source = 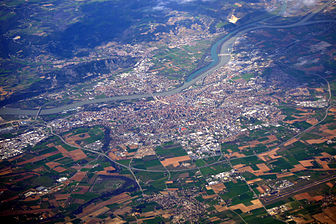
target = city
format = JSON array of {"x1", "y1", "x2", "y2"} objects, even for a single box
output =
[{"x1": 0, "y1": 0, "x2": 336, "y2": 223}]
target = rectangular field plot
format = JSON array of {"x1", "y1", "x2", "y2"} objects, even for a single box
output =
[{"x1": 155, "y1": 143, "x2": 187, "y2": 158}]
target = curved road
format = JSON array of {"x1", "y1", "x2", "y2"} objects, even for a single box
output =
[
  {"x1": 47, "y1": 125, "x2": 145, "y2": 193},
  {"x1": 0, "y1": 1, "x2": 335, "y2": 116}
]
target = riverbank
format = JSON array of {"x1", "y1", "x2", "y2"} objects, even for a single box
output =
[{"x1": 1, "y1": 16, "x2": 334, "y2": 116}]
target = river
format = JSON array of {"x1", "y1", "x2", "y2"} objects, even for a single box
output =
[{"x1": 0, "y1": 2, "x2": 334, "y2": 116}]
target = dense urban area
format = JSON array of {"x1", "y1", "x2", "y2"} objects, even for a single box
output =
[{"x1": 0, "y1": 0, "x2": 336, "y2": 223}]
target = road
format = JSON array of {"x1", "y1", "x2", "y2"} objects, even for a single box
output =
[
  {"x1": 44, "y1": 67, "x2": 333, "y2": 175},
  {"x1": 5, "y1": 0, "x2": 336, "y2": 205},
  {"x1": 47, "y1": 124, "x2": 144, "y2": 194},
  {"x1": 0, "y1": 1, "x2": 335, "y2": 116}
]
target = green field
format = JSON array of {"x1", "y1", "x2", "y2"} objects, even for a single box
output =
[
  {"x1": 155, "y1": 143, "x2": 187, "y2": 158},
  {"x1": 220, "y1": 180, "x2": 250, "y2": 201},
  {"x1": 149, "y1": 39, "x2": 212, "y2": 80}
]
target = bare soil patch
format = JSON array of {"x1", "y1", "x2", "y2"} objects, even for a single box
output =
[{"x1": 160, "y1": 155, "x2": 191, "y2": 167}]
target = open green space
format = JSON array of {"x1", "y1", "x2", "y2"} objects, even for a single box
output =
[
  {"x1": 92, "y1": 177, "x2": 125, "y2": 193},
  {"x1": 269, "y1": 158, "x2": 294, "y2": 172},
  {"x1": 200, "y1": 164, "x2": 231, "y2": 177},
  {"x1": 220, "y1": 180, "x2": 250, "y2": 201},
  {"x1": 149, "y1": 39, "x2": 212, "y2": 80},
  {"x1": 155, "y1": 142, "x2": 187, "y2": 158},
  {"x1": 131, "y1": 156, "x2": 165, "y2": 170}
]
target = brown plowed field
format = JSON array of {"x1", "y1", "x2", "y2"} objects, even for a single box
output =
[
  {"x1": 160, "y1": 155, "x2": 191, "y2": 167},
  {"x1": 228, "y1": 199, "x2": 263, "y2": 213},
  {"x1": 299, "y1": 160, "x2": 314, "y2": 167},
  {"x1": 18, "y1": 151, "x2": 59, "y2": 165},
  {"x1": 210, "y1": 183, "x2": 226, "y2": 193},
  {"x1": 70, "y1": 171, "x2": 87, "y2": 182},
  {"x1": 256, "y1": 163, "x2": 271, "y2": 172},
  {"x1": 46, "y1": 161, "x2": 60, "y2": 168},
  {"x1": 53, "y1": 166, "x2": 67, "y2": 172}
]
